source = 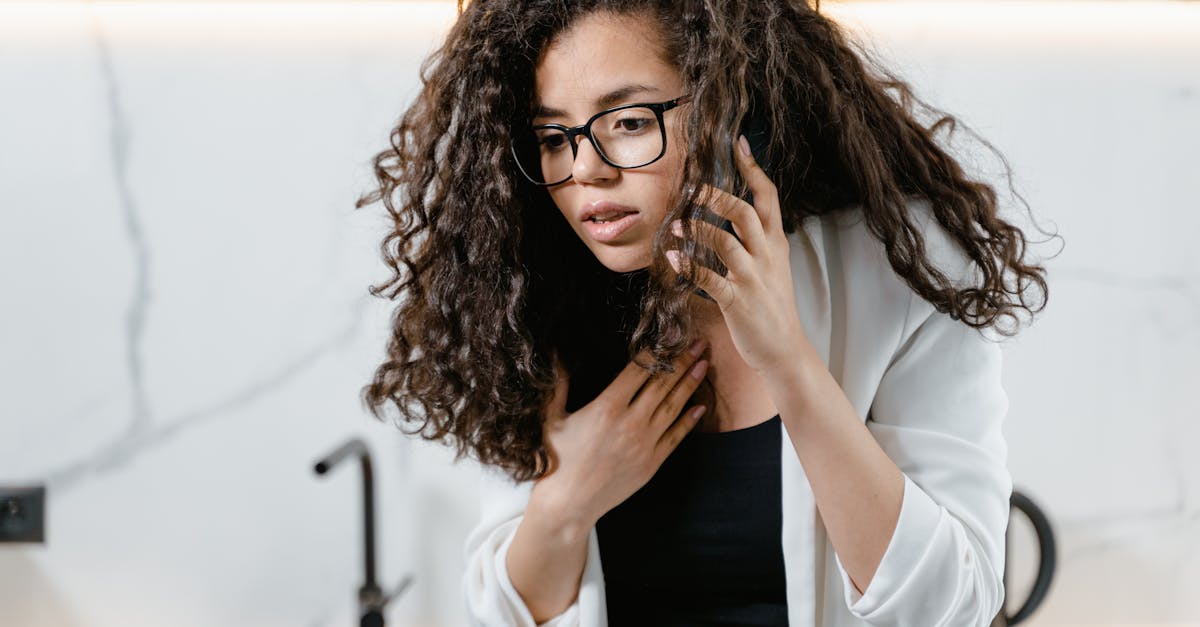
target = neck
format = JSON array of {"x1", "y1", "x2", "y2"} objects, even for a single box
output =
[{"x1": 685, "y1": 293, "x2": 779, "y2": 432}]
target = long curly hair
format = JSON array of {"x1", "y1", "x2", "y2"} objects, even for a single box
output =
[{"x1": 355, "y1": 0, "x2": 1054, "y2": 483}]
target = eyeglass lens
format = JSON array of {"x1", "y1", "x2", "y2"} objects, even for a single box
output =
[{"x1": 514, "y1": 106, "x2": 663, "y2": 185}]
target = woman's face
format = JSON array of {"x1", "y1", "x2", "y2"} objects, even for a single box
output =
[{"x1": 531, "y1": 10, "x2": 687, "y2": 273}]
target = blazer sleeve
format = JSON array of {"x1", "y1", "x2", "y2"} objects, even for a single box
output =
[
  {"x1": 461, "y1": 462, "x2": 592, "y2": 627},
  {"x1": 831, "y1": 295, "x2": 1013, "y2": 627}
]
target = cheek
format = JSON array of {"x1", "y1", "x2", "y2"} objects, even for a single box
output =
[
  {"x1": 548, "y1": 191, "x2": 572, "y2": 222},
  {"x1": 663, "y1": 131, "x2": 688, "y2": 186}
]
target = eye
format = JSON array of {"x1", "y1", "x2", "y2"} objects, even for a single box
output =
[
  {"x1": 536, "y1": 132, "x2": 569, "y2": 152},
  {"x1": 614, "y1": 117, "x2": 652, "y2": 133}
]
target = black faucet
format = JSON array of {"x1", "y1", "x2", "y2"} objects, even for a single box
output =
[
  {"x1": 313, "y1": 437, "x2": 413, "y2": 627},
  {"x1": 991, "y1": 487, "x2": 1057, "y2": 626}
]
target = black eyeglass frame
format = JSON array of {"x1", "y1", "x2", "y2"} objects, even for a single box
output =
[{"x1": 511, "y1": 94, "x2": 693, "y2": 186}]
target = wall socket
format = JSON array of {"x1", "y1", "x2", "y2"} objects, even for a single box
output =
[{"x1": 0, "y1": 484, "x2": 46, "y2": 543}]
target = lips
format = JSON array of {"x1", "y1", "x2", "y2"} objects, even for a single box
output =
[
  {"x1": 580, "y1": 200, "x2": 639, "y2": 223},
  {"x1": 588, "y1": 209, "x2": 636, "y2": 222},
  {"x1": 581, "y1": 210, "x2": 640, "y2": 243}
]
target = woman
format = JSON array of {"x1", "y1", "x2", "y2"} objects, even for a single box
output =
[{"x1": 356, "y1": 1, "x2": 1051, "y2": 625}]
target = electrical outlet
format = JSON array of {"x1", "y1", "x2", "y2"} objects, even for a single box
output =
[{"x1": 0, "y1": 485, "x2": 46, "y2": 543}]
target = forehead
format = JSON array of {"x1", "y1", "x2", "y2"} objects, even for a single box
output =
[{"x1": 532, "y1": 11, "x2": 680, "y2": 119}]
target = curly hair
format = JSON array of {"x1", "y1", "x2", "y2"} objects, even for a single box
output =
[{"x1": 355, "y1": 0, "x2": 1055, "y2": 483}]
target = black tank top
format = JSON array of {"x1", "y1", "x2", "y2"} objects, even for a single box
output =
[{"x1": 595, "y1": 414, "x2": 789, "y2": 626}]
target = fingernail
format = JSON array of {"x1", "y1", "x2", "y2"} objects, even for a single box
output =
[
  {"x1": 690, "y1": 359, "x2": 709, "y2": 380},
  {"x1": 666, "y1": 249, "x2": 680, "y2": 272},
  {"x1": 670, "y1": 219, "x2": 683, "y2": 236},
  {"x1": 737, "y1": 134, "x2": 751, "y2": 157},
  {"x1": 690, "y1": 405, "x2": 708, "y2": 420},
  {"x1": 688, "y1": 338, "x2": 707, "y2": 356}
]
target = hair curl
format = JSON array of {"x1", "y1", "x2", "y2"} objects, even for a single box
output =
[{"x1": 355, "y1": 0, "x2": 1056, "y2": 483}]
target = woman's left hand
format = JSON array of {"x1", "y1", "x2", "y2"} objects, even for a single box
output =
[{"x1": 665, "y1": 134, "x2": 810, "y2": 375}]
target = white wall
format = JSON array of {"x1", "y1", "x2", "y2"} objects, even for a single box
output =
[{"x1": 1, "y1": 2, "x2": 1196, "y2": 626}]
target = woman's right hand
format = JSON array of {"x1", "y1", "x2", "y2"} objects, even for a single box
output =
[{"x1": 534, "y1": 339, "x2": 711, "y2": 527}]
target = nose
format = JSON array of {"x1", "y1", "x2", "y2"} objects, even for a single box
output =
[{"x1": 570, "y1": 135, "x2": 618, "y2": 184}]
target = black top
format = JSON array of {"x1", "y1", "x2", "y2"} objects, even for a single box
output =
[{"x1": 595, "y1": 414, "x2": 789, "y2": 626}]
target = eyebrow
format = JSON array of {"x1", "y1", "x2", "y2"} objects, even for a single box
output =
[{"x1": 532, "y1": 83, "x2": 661, "y2": 120}]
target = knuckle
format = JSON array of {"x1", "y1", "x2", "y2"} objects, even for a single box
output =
[
  {"x1": 628, "y1": 439, "x2": 653, "y2": 463},
  {"x1": 614, "y1": 425, "x2": 639, "y2": 449},
  {"x1": 612, "y1": 408, "x2": 635, "y2": 428},
  {"x1": 641, "y1": 375, "x2": 665, "y2": 397},
  {"x1": 598, "y1": 401, "x2": 620, "y2": 419}
]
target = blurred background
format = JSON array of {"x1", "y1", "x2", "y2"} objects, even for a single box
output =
[{"x1": 0, "y1": 1, "x2": 1197, "y2": 626}]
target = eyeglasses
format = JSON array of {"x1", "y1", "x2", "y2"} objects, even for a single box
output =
[{"x1": 511, "y1": 95, "x2": 692, "y2": 186}]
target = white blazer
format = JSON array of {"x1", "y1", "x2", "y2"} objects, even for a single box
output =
[{"x1": 461, "y1": 197, "x2": 1013, "y2": 627}]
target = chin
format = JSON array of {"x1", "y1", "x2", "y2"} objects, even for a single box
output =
[
  {"x1": 601, "y1": 261, "x2": 651, "y2": 274},
  {"x1": 591, "y1": 245, "x2": 652, "y2": 274}
]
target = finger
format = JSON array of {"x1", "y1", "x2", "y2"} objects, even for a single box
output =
[
  {"x1": 666, "y1": 248, "x2": 735, "y2": 310},
  {"x1": 649, "y1": 356, "x2": 708, "y2": 433},
  {"x1": 670, "y1": 218, "x2": 754, "y2": 279},
  {"x1": 629, "y1": 340, "x2": 707, "y2": 415},
  {"x1": 734, "y1": 133, "x2": 782, "y2": 235},
  {"x1": 655, "y1": 403, "x2": 708, "y2": 459},
  {"x1": 606, "y1": 347, "x2": 657, "y2": 406},
  {"x1": 693, "y1": 182, "x2": 768, "y2": 256}
]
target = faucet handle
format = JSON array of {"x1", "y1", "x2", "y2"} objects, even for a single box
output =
[
  {"x1": 383, "y1": 573, "x2": 415, "y2": 606},
  {"x1": 358, "y1": 573, "x2": 415, "y2": 627}
]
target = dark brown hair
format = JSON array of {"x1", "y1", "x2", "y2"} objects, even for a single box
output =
[{"x1": 355, "y1": 0, "x2": 1055, "y2": 482}]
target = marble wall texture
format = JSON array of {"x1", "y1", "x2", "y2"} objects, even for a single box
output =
[{"x1": 1, "y1": 2, "x2": 1196, "y2": 626}]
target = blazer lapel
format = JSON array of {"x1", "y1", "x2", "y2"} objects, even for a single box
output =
[{"x1": 781, "y1": 215, "x2": 836, "y2": 627}]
